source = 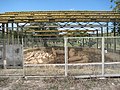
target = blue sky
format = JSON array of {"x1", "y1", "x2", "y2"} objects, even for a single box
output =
[{"x1": 0, "y1": 0, "x2": 114, "y2": 13}]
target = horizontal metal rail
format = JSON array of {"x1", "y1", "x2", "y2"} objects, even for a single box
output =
[
  {"x1": 67, "y1": 36, "x2": 120, "y2": 39},
  {"x1": 1, "y1": 25, "x2": 119, "y2": 29},
  {"x1": 24, "y1": 62, "x2": 120, "y2": 67},
  {"x1": 74, "y1": 74, "x2": 120, "y2": 78},
  {"x1": 33, "y1": 34, "x2": 88, "y2": 37},
  {"x1": 25, "y1": 30, "x2": 97, "y2": 33}
]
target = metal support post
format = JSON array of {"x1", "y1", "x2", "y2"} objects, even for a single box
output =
[
  {"x1": 113, "y1": 22, "x2": 116, "y2": 52},
  {"x1": 113, "y1": 38, "x2": 116, "y2": 52},
  {"x1": 106, "y1": 22, "x2": 109, "y2": 51},
  {"x1": 6, "y1": 23, "x2": 9, "y2": 44},
  {"x1": 16, "y1": 23, "x2": 19, "y2": 44},
  {"x1": 106, "y1": 22, "x2": 109, "y2": 36},
  {"x1": 101, "y1": 27, "x2": 103, "y2": 37},
  {"x1": 96, "y1": 30, "x2": 99, "y2": 48},
  {"x1": 113, "y1": 22, "x2": 116, "y2": 36},
  {"x1": 12, "y1": 22, "x2": 14, "y2": 44},
  {"x1": 83, "y1": 38, "x2": 84, "y2": 47},
  {"x1": 2, "y1": 23, "x2": 5, "y2": 39}
]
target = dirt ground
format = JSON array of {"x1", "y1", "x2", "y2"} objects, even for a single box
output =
[
  {"x1": 0, "y1": 77, "x2": 120, "y2": 90},
  {"x1": 8, "y1": 47, "x2": 119, "y2": 90}
]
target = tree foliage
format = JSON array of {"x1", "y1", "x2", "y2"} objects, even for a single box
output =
[
  {"x1": 110, "y1": 0, "x2": 120, "y2": 9},
  {"x1": 110, "y1": 0, "x2": 120, "y2": 35}
]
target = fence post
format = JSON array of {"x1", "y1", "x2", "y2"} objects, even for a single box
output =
[
  {"x1": 22, "y1": 38, "x2": 25, "y2": 77},
  {"x1": 102, "y1": 37, "x2": 105, "y2": 77},
  {"x1": 64, "y1": 37, "x2": 68, "y2": 77},
  {"x1": 3, "y1": 39, "x2": 6, "y2": 69}
]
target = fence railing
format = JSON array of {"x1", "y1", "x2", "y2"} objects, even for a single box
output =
[{"x1": 0, "y1": 37, "x2": 120, "y2": 78}]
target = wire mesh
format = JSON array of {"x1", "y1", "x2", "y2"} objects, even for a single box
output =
[
  {"x1": 0, "y1": 37, "x2": 120, "y2": 78},
  {"x1": 0, "y1": 39, "x2": 23, "y2": 76}
]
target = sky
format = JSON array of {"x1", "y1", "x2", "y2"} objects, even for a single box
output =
[{"x1": 0, "y1": 0, "x2": 114, "y2": 13}]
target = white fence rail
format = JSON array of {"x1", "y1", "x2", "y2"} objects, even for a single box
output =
[{"x1": 0, "y1": 37, "x2": 120, "y2": 78}]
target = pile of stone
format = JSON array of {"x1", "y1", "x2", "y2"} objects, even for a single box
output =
[
  {"x1": 68, "y1": 48, "x2": 89, "y2": 63},
  {"x1": 24, "y1": 50, "x2": 55, "y2": 64},
  {"x1": 24, "y1": 47, "x2": 99, "y2": 64}
]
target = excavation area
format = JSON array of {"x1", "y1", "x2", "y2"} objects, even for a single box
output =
[
  {"x1": 24, "y1": 47, "x2": 120, "y2": 64},
  {"x1": 23, "y1": 46, "x2": 120, "y2": 76}
]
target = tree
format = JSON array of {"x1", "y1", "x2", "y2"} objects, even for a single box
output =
[
  {"x1": 110, "y1": 0, "x2": 120, "y2": 35},
  {"x1": 110, "y1": 0, "x2": 120, "y2": 11}
]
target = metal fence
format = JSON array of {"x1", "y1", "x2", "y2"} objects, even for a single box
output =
[
  {"x1": 66, "y1": 37, "x2": 120, "y2": 78},
  {"x1": 0, "y1": 39, "x2": 23, "y2": 77},
  {"x1": 0, "y1": 37, "x2": 120, "y2": 78}
]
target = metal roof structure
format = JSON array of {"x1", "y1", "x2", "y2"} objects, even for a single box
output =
[
  {"x1": 0, "y1": 11, "x2": 119, "y2": 37},
  {"x1": 0, "y1": 11, "x2": 120, "y2": 23}
]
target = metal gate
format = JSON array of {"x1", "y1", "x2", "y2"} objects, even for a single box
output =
[
  {"x1": 0, "y1": 44, "x2": 3, "y2": 68},
  {"x1": 0, "y1": 39, "x2": 23, "y2": 77}
]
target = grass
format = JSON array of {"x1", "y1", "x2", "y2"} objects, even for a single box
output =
[{"x1": 0, "y1": 64, "x2": 120, "y2": 76}]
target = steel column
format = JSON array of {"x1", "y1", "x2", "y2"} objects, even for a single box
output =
[{"x1": 12, "y1": 22, "x2": 14, "y2": 44}]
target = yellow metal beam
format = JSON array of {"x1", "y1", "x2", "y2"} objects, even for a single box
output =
[{"x1": 0, "y1": 11, "x2": 120, "y2": 22}]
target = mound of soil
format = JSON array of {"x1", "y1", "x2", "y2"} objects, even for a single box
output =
[{"x1": 24, "y1": 47, "x2": 114, "y2": 64}]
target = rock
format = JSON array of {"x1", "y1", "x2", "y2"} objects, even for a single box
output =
[
  {"x1": 69, "y1": 56, "x2": 82, "y2": 62},
  {"x1": 24, "y1": 48, "x2": 56, "y2": 64},
  {"x1": 81, "y1": 55, "x2": 89, "y2": 63},
  {"x1": 69, "y1": 48, "x2": 75, "y2": 58},
  {"x1": 37, "y1": 59, "x2": 43, "y2": 63},
  {"x1": 52, "y1": 48, "x2": 56, "y2": 57},
  {"x1": 56, "y1": 50, "x2": 64, "y2": 54}
]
